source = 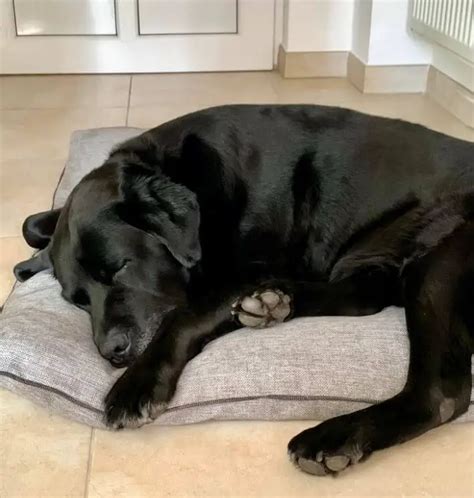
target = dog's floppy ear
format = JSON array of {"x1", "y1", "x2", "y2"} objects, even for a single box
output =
[
  {"x1": 13, "y1": 249, "x2": 52, "y2": 282},
  {"x1": 117, "y1": 170, "x2": 201, "y2": 268},
  {"x1": 22, "y1": 208, "x2": 62, "y2": 249}
]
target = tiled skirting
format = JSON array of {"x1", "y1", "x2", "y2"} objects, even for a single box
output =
[
  {"x1": 347, "y1": 53, "x2": 429, "y2": 94},
  {"x1": 277, "y1": 46, "x2": 348, "y2": 78},
  {"x1": 278, "y1": 45, "x2": 473, "y2": 128},
  {"x1": 426, "y1": 66, "x2": 474, "y2": 128}
]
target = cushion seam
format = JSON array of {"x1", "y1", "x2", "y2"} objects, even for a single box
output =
[
  {"x1": 2, "y1": 371, "x2": 473, "y2": 418},
  {"x1": 0, "y1": 370, "x2": 103, "y2": 414}
]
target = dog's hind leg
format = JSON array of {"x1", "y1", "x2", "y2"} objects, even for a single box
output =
[{"x1": 288, "y1": 221, "x2": 473, "y2": 476}]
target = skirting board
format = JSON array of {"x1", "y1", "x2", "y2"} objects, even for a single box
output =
[
  {"x1": 426, "y1": 66, "x2": 474, "y2": 128},
  {"x1": 277, "y1": 45, "x2": 428, "y2": 94},
  {"x1": 347, "y1": 53, "x2": 429, "y2": 94},
  {"x1": 277, "y1": 45, "x2": 348, "y2": 78}
]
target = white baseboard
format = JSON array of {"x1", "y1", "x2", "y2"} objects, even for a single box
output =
[
  {"x1": 277, "y1": 46, "x2": 348, "y2": 78},
  {"x1": 347, "y1": 53, "x2": 429, "y2": 94},
  {"x1": 278, "y1": 46, "x2": 429, "y2": 93},
  {"x1": 426, "y1": 67, "x2": 474, "y2": 128}
]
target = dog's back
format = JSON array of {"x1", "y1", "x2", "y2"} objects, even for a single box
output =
[{"x1": 116, "y1": 104, "x2": 473, "y2": 275}]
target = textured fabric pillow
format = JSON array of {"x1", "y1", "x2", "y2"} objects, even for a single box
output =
[{"x1": 1, "y1": 127, "x2": 472, "y2": 428}]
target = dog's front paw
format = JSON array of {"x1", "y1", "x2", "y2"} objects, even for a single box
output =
[
  {"x1": 231, "y1": 288, "x2": 292, "y2": 328},
  {"x1": 288, "y1": 416, "x2": 369, "y2": 476},
  {"x1": 104, "y1": 363, "x2": 170, "y2": 429}
]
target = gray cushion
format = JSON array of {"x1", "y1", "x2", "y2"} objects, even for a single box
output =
[{"x1": 1, "y1": 127, "x2": 472, "y2": 428}]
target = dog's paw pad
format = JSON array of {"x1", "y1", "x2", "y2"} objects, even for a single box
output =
[
  {"x1": 287, "y1": 421, "x2": 366, "y2": 477},
  {"x1": 325, "y1": 455, "x2": 351, "y2": 472},
  {"x1": 296, "y1": 457, "x2": 328, "y2": 476},
  {"x1": 290, "y1": 451, "x2": 353, "y2": 477},
  {"x1": 232, "y1": 289, "x2": 291, "y2": 328}
]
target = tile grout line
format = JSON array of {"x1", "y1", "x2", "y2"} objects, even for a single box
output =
[
  {"x1": 83, "y1": 428, "x2": 96, "y2": 498},
  {"x1": 0, "y1": 106, "x2": 128, "y2": 111},
  {"x1": 125, "y1": 75, "x2": 133, "y2": 126},
  {"x1": 0, "y1": 235, "x2": 30, "y2": 240}
]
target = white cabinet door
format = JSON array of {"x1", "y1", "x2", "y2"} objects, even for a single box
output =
[
  {"x1": 13, "y1": 0, "x2": 117, "y2": 36},
  {"x1": 0, "y1": 0, "x2": 275, "y2": 74},
  {"x1": 138, "y1": 0, "x2": 237, "y2": 35}
]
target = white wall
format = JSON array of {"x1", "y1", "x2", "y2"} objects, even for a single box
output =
[
  {"x1": 351, "y1": 0, "x2": 372, "y2": 62},
  {"x1": 351, "y1": 0, "x2": 432, "y2": 65},
  {"x1": 282, "y1": 0, "x2": 432, "y2": 66},
  {"x1": 368, "y1": 0, "x2": 432, "y2": 65},
  {"x1": 280, "y1": 0, "x2": 473, "y2": 92},
  {"x1": 282, "y1": 0, "x2": 354, "y2": 52},
  {"x1": 274, "y1": 0, "x2": 285, "y2": 62}
]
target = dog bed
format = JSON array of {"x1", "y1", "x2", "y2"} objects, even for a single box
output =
[{"x1": 1, "y1": 127, "x2": 472, "y2": 428}]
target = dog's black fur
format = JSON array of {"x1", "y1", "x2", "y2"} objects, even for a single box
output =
[{"x1": 15, "y1": 105, "x2": 474, "y2": 476}]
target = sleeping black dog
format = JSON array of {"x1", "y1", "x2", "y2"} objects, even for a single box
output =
[{"x1": 14, "y1": 105, "x2": 473, "y2": 476}]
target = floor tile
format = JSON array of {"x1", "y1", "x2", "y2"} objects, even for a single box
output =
[
  {"x1": 87, "y1": 420, "x2": 474, "y2": 497},
  {"x1": 0, "y1": 107, "x2": 127, "y2": 161},
  {"x1": 128, "y1": 72, "x2": 279, "y2": 128},
  {"x1": 268, "y1": 73, "x2": 473, "y2": 142},
  {"x1": 270, "y1": 74, "x2": 361, "y2": 105},
  {"x1": 130, "y1": 72, "x2": 277, "y2": 107},
  {"x1": 350, "y1": 94, "x2": 474, "y2": 142},
  {"x1": 0, "y1": 159, "x2": 65, "y2": 238},
  {"x1": 0, "y1": 388, "x2": 92, "y2": 498},
  {"x1": 131, "y1": 98, "x2": 266, "y2": 128},
  {"x1": 0, "y1": 237, "x2": 33, "y2": 305},
  {"x1": 127, "y1": 103, "x2": 201, "y2": 129},
  {"x1": 0, "y1": 75, "x2": 131, "y2": 110},
  {"x1": 128, "y1": 72, "x2": 473, "y2": 142}
]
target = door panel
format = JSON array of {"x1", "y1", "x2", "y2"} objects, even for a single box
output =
[
  {"x1": 0, "y1": 0, "x2": 275, "y2": 74},
  {"x1": 138, "y1": 0, "x2": 237, "y2": 35},
  {"x1": 14, "y1": 0, "x2": 116, "y2": 36}
]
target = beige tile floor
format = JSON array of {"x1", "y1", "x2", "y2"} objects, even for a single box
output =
[{"x1": 0, "y1": 72, "x2": 473, "y2": 498}]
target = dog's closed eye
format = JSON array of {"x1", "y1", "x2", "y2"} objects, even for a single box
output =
[
  {"x1": 77, "y1": 257, "x2": 130, "y2": 285},
  {"x1": 72, "y1": 288, "x2": 90, "y2": 307},
  {"x1": 71, "y1": 288, "x2": 90, "y2": 308},
  {"x1": 111, "y1": 259, "x2": 130, "y2": 281}
]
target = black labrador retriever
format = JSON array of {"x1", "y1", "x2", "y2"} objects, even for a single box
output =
[{"x1": 14, "y1": 105, "x2": 474, "y2": 476}]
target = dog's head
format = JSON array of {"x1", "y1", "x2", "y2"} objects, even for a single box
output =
[{"x1": 14, "y1": 157, "x2": 201, "y2": 367}]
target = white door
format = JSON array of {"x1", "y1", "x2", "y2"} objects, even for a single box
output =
[{"x1": 0, "y1": 0, "x2": 275, "y2": 74}]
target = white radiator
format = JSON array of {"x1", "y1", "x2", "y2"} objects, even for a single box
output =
[{"x1": 409, "y1": 0, "x2": 474, "y2": 61}]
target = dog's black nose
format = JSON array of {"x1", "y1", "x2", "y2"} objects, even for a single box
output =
[
  {"x1": 99, "y1": 330, "x2": 131, "y2": 367},
  {"x1": 112, "y1": 337, "x2": 130, "y2": 357}
]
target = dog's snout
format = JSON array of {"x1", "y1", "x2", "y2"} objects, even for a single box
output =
[{"x1": 99, "y1": 329, "x2": 131, "y2": 367}]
